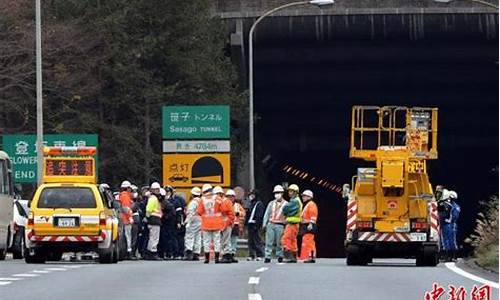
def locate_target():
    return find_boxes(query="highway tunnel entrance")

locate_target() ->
[239,13,499,258]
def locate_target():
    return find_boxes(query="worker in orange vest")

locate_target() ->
[119,180,134,259]
[197,184,225,264]
[299,190,318,263]
[218,188,236,263]
[281,184,302,263]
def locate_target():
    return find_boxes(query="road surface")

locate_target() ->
[0,258,498,300]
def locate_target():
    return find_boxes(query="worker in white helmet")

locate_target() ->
[197,184,225,263]
[145,182,163,260]
[119,180,134,259]
[184,187,203,261]
[263,185,288,263]
[299,190,318,263]
[281,184,302,263]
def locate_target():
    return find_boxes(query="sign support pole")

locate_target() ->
[35,0,44,187]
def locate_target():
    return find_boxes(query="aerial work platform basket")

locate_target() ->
[350,106,438,161]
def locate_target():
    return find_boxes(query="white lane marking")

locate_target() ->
[0,278,23,281]
[0,282,12,286]
[13,273,40,277]
[32,270,51,274]
[248,293,262,300]
[276,263,285,265]
[248,277,260,285]
[255,267,268,273]
[44,268,68,271]
[445,262,500,289]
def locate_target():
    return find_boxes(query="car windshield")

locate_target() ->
[38,187,96,209]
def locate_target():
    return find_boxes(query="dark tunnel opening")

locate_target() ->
[246,14,499,258]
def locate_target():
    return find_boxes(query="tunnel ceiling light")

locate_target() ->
[309,0,335,6]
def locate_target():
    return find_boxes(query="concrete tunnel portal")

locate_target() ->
[226,12,499,257]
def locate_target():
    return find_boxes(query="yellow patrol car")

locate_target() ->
[25,146,120,264]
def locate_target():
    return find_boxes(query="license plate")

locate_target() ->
[410,232,427,242]
[57,218,77,227]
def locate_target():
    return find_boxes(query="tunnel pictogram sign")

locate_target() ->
[162,153,231,187]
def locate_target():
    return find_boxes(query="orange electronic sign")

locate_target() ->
[45,158,94,177]
[42,147,97,183]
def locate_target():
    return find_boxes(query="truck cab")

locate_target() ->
[25,147,120,264]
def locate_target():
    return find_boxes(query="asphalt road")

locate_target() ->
[0,258,498,300]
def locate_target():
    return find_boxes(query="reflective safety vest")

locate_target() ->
[146,195,162,219]
[301,201,318,224]
[285,197,303,224]
[221,197,236,229]
[197,195,225,231]
[119,191,133,225]
[233,202,246,226]
[269,200,287,224]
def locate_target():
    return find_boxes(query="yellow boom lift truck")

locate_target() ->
[345,106,440,266]
[25,146,120,264]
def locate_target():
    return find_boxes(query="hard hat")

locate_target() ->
[160,188,166,197]
[449,191,458,199]
[121,180,132,188]
[288,184,300,192]
[202,184,213,193]
[225,189,236,197]
[99,183,110,189]
[164,185,174,193]
[273,185,285,193]
[150,182,161,190]
[131,184,138,191]
[213,186,224,194]
[191,187,202,197]
[441,189,450,200]
[302,190,314,198]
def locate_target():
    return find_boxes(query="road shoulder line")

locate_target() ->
[445,262,500,289]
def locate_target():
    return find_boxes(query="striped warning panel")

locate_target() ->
[345,195,357,234]
[357,232,413,242]
[429,201,440,242]
[27,230,106,242]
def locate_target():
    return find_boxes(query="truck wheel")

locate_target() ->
[118,229,127,261]
[346,245,367,266]
[0,248,6,260]
[99,242,115,264]
[12,228,25,259]
[25,249,46,264]
[416,246,438,267]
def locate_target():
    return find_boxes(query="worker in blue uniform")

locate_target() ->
[438,189,459,262]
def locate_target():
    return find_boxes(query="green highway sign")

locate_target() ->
[162,105,230,139]
[1,134,98,183]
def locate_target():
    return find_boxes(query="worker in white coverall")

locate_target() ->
[183,187,202,261]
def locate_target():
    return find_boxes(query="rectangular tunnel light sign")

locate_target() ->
[162,105,230,139]
[163,140,230,153]
[162,153,230,188]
